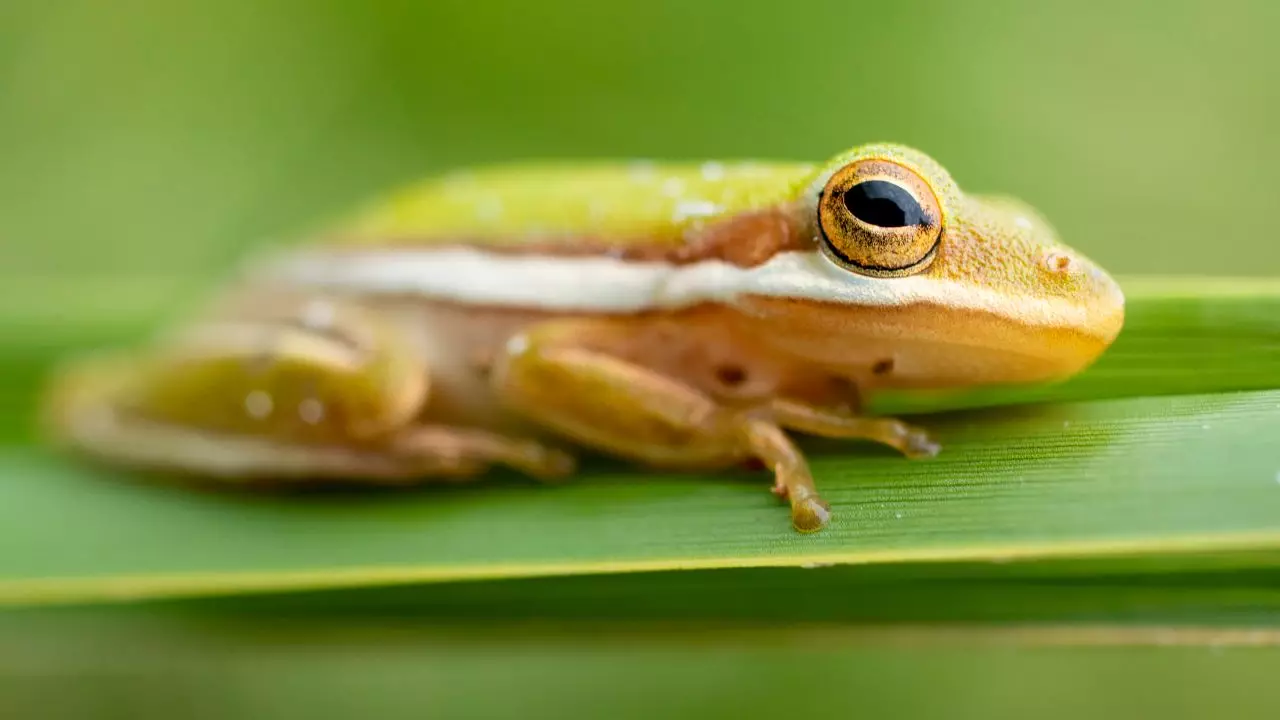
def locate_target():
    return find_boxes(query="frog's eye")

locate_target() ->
[817,159,942,277]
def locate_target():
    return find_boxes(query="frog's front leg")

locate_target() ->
[491,319,941,532]
[43,296,574,484]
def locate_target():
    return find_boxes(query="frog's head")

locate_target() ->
[737,143,1125,391]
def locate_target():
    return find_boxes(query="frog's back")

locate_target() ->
[322,160,816,248]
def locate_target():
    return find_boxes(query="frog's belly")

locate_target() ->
[373,299,568,435]
[361,298,837,439]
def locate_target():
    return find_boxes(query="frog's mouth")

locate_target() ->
[734,290,1124,391]
[867,304,1123,390]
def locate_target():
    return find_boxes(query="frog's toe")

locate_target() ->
[901,427,941,459]
[790,495,832,533]
[521,445,579,482]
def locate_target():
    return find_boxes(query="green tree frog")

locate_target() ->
[43,143,1125,532]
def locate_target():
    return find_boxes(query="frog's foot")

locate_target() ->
[736,419,832,532]
[789,495,833,533]
[769,398,941,459]
[389,426,577,483]
[767,474,832,531]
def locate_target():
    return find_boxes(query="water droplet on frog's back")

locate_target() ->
[245,391,273,419]
[700,162,726,181]
[299,398,325,425]
[473,195,504,223]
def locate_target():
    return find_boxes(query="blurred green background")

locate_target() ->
[3,0,1279,286]
[5,1,1280,716]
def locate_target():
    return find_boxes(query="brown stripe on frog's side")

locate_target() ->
[313,206,814,268]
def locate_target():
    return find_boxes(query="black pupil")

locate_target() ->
[842,180,926,228]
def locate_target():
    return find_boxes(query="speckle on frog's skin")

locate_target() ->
[628,161,658,181]
[299,398,325,425]
[642,200,669,220]
[505,333,530,356]
[245,390,273,419]
[442,172,477,192]
[673,199,720,222]
[302,300,335,331]
[700,162,726,181]
[661,177,686,197]
[83,406,115,434]
[586,198,610,222]
[474,196,504,223]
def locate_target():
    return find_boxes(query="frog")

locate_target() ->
[41,142,1125,532]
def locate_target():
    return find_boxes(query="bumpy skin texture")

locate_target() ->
[44,143,1125,533]
[332,159,817,248]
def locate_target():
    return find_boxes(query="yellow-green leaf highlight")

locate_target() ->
[2,389,1279,605]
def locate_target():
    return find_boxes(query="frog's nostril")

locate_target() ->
[1043,251,1074,274]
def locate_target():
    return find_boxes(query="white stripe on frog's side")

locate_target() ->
[251,247,1095,329]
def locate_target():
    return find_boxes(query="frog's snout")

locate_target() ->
[1094,269,1126,346]
[1032,244,1125,347]
[1072,256,1126,349]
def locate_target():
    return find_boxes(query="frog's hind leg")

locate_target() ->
[42,297,575,485]
[491,318,837,531]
